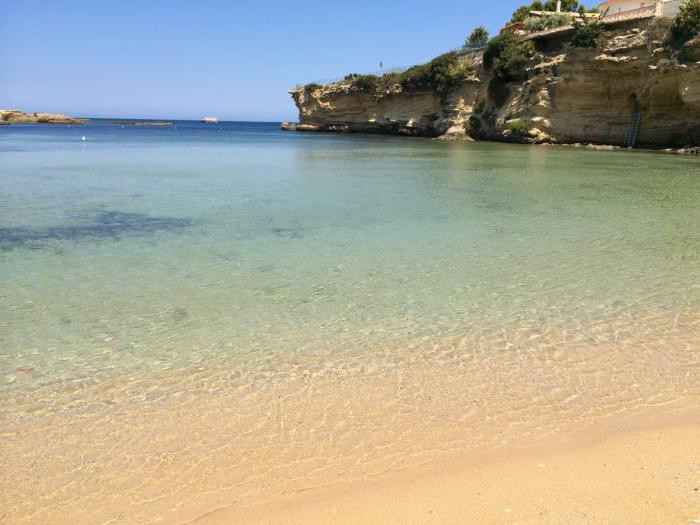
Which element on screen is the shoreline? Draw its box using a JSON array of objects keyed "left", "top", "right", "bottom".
[
  {"left": 2, "top": 311, "right": 699, "bottom": 523},
  {"left": 280, "top": 123, "right": 700, "bottom": 156},
  {"left": 197, "top": 419, "right": 700, "bottom": 524}
]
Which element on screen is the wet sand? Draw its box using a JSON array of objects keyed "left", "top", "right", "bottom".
[
  {"left": 206, "top": 422, "right": 700, "bottom": 525},
  {"left": 2, "top": 316, "right": 699, "bottom": 523}
]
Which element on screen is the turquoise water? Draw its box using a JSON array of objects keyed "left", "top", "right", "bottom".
[
  {"left": 3, "top": 121, "right": 700, "bottom": 523},
  {"left": 2, "top": 121, "right": 700, "bottom": 415}
]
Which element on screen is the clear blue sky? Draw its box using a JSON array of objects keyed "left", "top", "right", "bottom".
[{"left": 2, "top": 0, "right": 565, "bottom": 121}]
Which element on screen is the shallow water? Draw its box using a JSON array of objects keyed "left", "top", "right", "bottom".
[{"left": 1, "top": 121, "right": 699, "bottom": 522}]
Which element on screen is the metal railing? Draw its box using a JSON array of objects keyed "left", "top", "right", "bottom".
[
  {"left": 456, "top": 45, "right": 487, "bottom": 55},
  {"left": 600, "top": 5, "right": 656, "bottom": 24}
]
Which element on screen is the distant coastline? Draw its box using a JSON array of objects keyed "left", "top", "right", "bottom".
[
  {"left": 109, "top": 120, "right": 174, "bottom": 126},
  {"left": 0, "top": 109, "right": 86, "bottom": 125}
]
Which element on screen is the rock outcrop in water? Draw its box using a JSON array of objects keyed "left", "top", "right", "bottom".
[
  {"left": 109, "top": 120, "right": 174, "bottom": 126},
  {"left": 0, "top": 109, "right": 86, "bottom": 125},
  {"left": 287, "top": 24, "right": 700, "bottom": 148}
]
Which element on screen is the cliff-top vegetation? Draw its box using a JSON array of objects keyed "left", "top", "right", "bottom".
[
  {"left": 510, "top": 0, "right": 595, "bottom": 23},
  {"left": 465, "top": 26, "right": 489, "bottom": 48},
  {"left": 338, "top": 52, "right": 471, "bottom": 98},
  {"left": 667, "top": 0, "right": 700, "bottom": 49},
  {"left": 483, "top": 33, "right": 537, "bottom": 82},
  {"left": 302, "top": 0, "right": 699, "bottom": 99}
]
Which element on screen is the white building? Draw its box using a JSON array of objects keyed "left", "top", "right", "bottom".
[{"left": 597, "top": 0, "right": 683, "bottom": 17}]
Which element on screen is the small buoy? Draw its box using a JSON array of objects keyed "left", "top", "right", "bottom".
[{"left": 81, "top": 136, "right": 86, "bottom": 142}]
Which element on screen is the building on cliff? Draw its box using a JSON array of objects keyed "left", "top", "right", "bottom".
[
  {"left": 598, "top": 0, "right": 683, "bottom": 17},
  {"left": 524, "top": 0, "right": 684, "bottom": 44}
]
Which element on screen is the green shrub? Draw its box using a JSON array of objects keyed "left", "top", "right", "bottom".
[
  {"left": 483, "top": 32, "right": 537, "bottom": 82},
  {"left": 350, "top": 75, "right": 379, "bottom": 92},
  {"left": 523, "top": 13, "right": 569, "bottom": 32},
  {"left": 304, "top": 83, "right": 322, "bottom": 92},
  {"left": 483, "top": 33, "right": 514, "bottom": 70},
  {"left": 511, "top": 5, "right": 533, "bottom": 23},
  {"left": 578, "top": 5, "right": 600, "bottom": 14},
  {"left": 507, "top": 119, "right": 530, "bottom": 138},
  {"left": 667, "top": 0, "right": 700, "bottom": 49},
  {"left": 544, "top": 0, "right": 581, "bottom": 11},
  {"left": 571, "top": 12, "right": 604, "bottom": 48},
  {"left": 381, "top": 71, "right": 401, "bottom": 85},
  {"left": 511, "top": 0, "right": 581, "bottom": 22},
  {"left": 339, "top": 52, "right": 469, "bottom": 97},
  {"left": 399, "top": 52, "right": 467, "bottom": 96},
  {"left": 398, "top": 63, "right": 431, "bottom": 88},
  {"left": 466, "top": 26, "right": 489, "bottom": 48}
]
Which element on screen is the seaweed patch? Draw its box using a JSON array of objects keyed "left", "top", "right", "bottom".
[
  {"left": 0, "top": 211, "right": 193, "bottom": 249},
  {"left": 269, "top": 226, "right": 307, "bottom": 239}
]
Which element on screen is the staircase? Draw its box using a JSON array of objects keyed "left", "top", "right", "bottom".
[{"left": 625, "top": 103, "right": 643, "bottom": 148}]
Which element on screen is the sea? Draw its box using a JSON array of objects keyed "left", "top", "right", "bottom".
[{"left": 1, "top": 120, "right": 699, "bottom": 522}]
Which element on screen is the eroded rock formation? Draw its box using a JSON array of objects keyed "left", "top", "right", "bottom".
[
  {"left": 0, "top": 110, "right": 86, "bottom": 125},
  {"left": 288, "top": 25, "right": 700, "bottom": 148}
]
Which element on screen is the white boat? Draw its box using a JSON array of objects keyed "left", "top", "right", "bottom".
[{"left": 201, "top": 117, "right": 220, "bottom": 123}]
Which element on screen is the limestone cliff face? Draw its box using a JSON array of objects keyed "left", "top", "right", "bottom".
[
  {"left": 0, "top": 110, "right": 85, "bottom": 125},
  {"left": 291, "top": 86, "right": 447, "bottom": 136},
  {"left": 489, "top": 47, "right": 700, "bottom": 146},
  {"left": 289, "top": 28, "right": 700, "bottom": 148},
  {"left": 289, "top": 77, "right": 486, "bottom": 139}
]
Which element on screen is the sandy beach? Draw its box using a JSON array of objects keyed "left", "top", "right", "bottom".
[
  {"left": 2, "top": 318, "right": 699, "bottom": 523},
  {"left": 199, "top": 422, "right": 700, "bottom": 524}
]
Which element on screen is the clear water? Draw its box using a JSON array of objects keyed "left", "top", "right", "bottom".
[
  {"left": 2, "top": 122, "right": 700, "bottom": 406},
  {"left": 1, "top": 121, "right": 700, "bottom": 521}
]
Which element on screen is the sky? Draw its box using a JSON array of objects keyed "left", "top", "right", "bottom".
[{"left": 2, "top": 0, "right": 567, "bottom": 121}]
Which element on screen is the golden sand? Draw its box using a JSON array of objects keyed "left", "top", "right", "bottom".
[
  {"left": 205, "top": 423, "right": 700, "bottom": 525},
  {"left": 1, "top": 315, "right": 699, "bottom": 523}
]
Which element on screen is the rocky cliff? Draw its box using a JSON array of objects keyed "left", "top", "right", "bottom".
[
  {"left": 287, "top": 26, "right": 700, "bottom": 148},
  {"left": 0, "top": 110, "right": 86, "bottom": 125}
]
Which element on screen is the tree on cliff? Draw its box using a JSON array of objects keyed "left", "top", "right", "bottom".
[
  {"left": 544, "top": 0, "right": 581, "bottom": 12},
  {"left": 571, "top": 12, "right": 604, "bottom": 47},
  {"left": 667, "top": 0, "right": 700, "bottom": 49},
  {"left": 466, "top": 26, "right": 489, "bottom": 48},
  {"left": 483, "top": 32, "right": 536, "bottom": 82},
  {"left": 510, "top": 0, "right": 586, "bottom": 22},
  {"left": 511, "top": 5, "right": 534, "bottom": 23}
]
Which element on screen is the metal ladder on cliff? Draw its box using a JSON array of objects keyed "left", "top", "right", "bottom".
[{"left": 626, "top": 103, "right": 643, "bottom": 148}]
